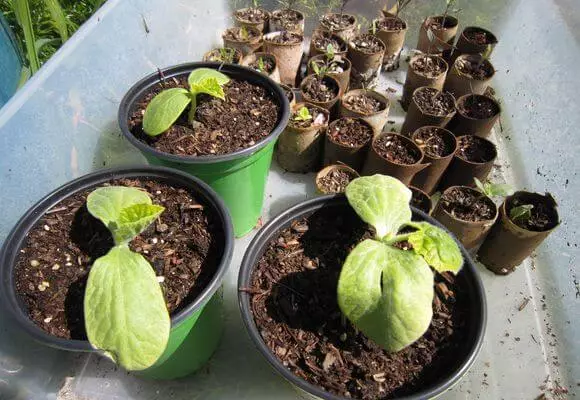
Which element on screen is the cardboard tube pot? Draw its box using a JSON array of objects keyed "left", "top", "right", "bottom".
[
  {"left": 454, "top": 27, "right": 498, "bottom": 59},
  {"left": 241, "top": 52, "right": 281, "bottom": 83},
  {"left": 300, "top": 74, "right": 341, "bottom": 112},
  {"left": 222, "top": 26, "right": 263, "bottom": 56},
  {"left": 263, "top": 31, "right": 304, "bottom": 86},
  {"left": 307, "top": 54, "right": 351, "bottom": 95},
  {"left": 202, "top": 47, "right": 243, "bottom": 64},
  {"left": 401, "top": 54, "right": 449, "bottom": 110},
  {"left": 410, "top": 186, "right": 434, "bottom": 215},
  {"left": 411, "top": 126, "right": 457, "bottom": 194},
  {"left": 375, "top": 17, "right": 408, "bottom": 71},
  {"left": 339, "top": 89, "right": 390, "bottom": 136},
  {"left": 444, "top": 54, "right": 495, "bottom": 99},
  {"left": 417, "top": 15, "right": 459, "bottom": 53},
  {"left": 347, "top": 34, "right": 385, "bottom": 89},
  {"left": 315, "top": 164, "right": 360, "bottom": 194},
  {"left": 447, "top": 94, "right": 501, "bottom": 138},
  {"left": 309, "top": 30, "right": 348, "bottom": 58},
  {"left": 280, "top": 83, "right": 296, "bottom": 108},
  {"left": 276, "top": 103, "right": 329, "bottom": 173},
  {"left": 269, "top": 9, "right": 305, "bottom": 34},
  {"left": 433, "top": 186, "right": 498, "bottom": 251},
  {"left": 478, "top": 192, "right": 560, "bottom": 275},
  {"left": 362, "top": 132, "right": 427, "bottom": 185},
  {"left": 439, "top": 135, "right": 497, "bottom": 190},
  {"left": 318, "top": 13, "right": 358, "bottom": 42},
  {"left": 401, "top": 87, "right": 456, "bottom": 136},
  {"left": 234, "top": 7, "right": 270, "bottom": 34},
  {"left": 323, "top": 117, "right": 374, "bottom": 171}
]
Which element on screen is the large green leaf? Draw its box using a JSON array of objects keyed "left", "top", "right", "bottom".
[
  {"left": 190, "top": 77, "right": 226, "bottom": 100},
  {"left": 142, "top": 88, "right": 191, "bottom": 136},
  {"left": 42, "top": 0, "right": 69, "bottom": 41},
  {"left": 113, "top": 204, "right": 165, "bottom": 244},
  {"left": 407, "top": 222, "right": 463, "bottom": 274},
  {"left": 11, "top": 0, "right": 41, "bottom": 72},
  {"left": 84, "top": 246, "right": 170, "bottom": 371},
  {"left": 337, "top": 239, "right": 434, "bottom": 352},
  {"left": 345, "top": 175, "right": 412, "bottom": 239},
  {"left": 187, "top": 68, "right": 230, "bottom": 87}
]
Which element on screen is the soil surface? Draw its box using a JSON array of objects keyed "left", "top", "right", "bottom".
[
  {"left": 317, "top": 168, "right": 358, "bottom": 194},
  {"left": 456, "top": 57, "right": 494, "bottom": 80},
  {"left": 350, "top": 34, "right": 385, "bottom": 54},
  {"left": 248, "top": 205, "right": 469, "bottom": 399},
  {"left": 456, "top": 135, "right": 496, "bottom": 163},
  {"left": 223, "top": 26, "right": 261, "bottom": 42},
  {"left": 458, "top": 95, "right": 499, "bottom": 119},
  {"left": 413, "top": 127, "right": 454, "bottom": 158},
  {"left": 235, "top": 8, "right": 268, "bottom": 23},
  {"left": 413, "top": 87, "right": 455, "bottom": 116},
  {"left": 291, "top": 105, "right": 328, "bottom": 129},
  {"left": 130, "top": 77, "right": 279, "bottom": 156},
  {"left": 426, "top": 16, "right": 457, "bottom": 30},
  {"left": 328, "top": 118, "right": 373, "bottom": 147},
  {"left": 266, "top": 31, "right": 302, "bottom": 44},
  {"left": 320, "top": 13, "right": 355, "bottom": 30},
  {"left": 301, "top": 75, "right": 339, "bottom": 103},
  {"left": 312, "top": 31, "right": 347, "bottom": 53},
  {"left": 249, "top": 56, "right": 276, "bottom": 74},
  {"left": 271, "top": 9, "right": 303, "bottom": 26},
  {"left": 440, "top": 186, "right": 496, "bottom": 222},
  {"left": 410, "top": 187, "right": 432, "bottom": 214},
  {"left": 14, "top": 179, "right": 223, "bottom": 340},
  {"left": 204, "top": 48, "right": 241, "bottom": 64},
  {"left": 374, "top": 134, "right": 422, "bottom": 165},
  {"left": 508, "top": 196, "right": 559, "bottom": 232},
  {"left": 343, "top": 93, "right": 386, "bottom": 114},
  {"left": 377, "top": 17, "right": 405, "bottom": 31},
  {"left": 464, "top": 29, "right": 496, "bottom": 45},
  {"left": 411, "top": 55, "right": 447, "bottom": 78}
]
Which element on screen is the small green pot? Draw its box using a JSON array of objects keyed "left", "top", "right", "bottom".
[{"left": 119, "top": 62, "right": 290, "bottom": 237}]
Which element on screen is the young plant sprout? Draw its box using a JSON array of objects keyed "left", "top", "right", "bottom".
[
  {"left": 257, "top": 56, "right": 266, "bottom": 73},
  {"left": 474, "top": 177, "right": 513, "bottom": 198},
  {"left": 142, "top": 68, "right": 230, "bottom": 136},
  {"left": 84, "top": 186, "right": 169, "bottom": 371},
  {"left": 338, "top": 175, "right": 463, "bottom": 352},
  {"left": 384, "top": 0, "right": 414, "bottom": 19},
  {"left": 219, "top": 47, "right": 236, "bottom": 63},
  {"left": 240, "top": 25, "right": 249, "bottom": 40},
  {"left": 509, "top": 204, "right": 534, "bottom": 223},
  {"left": 311, "top": 62, "right": 328, "bottom": 77},
  {"left": 325, "top": 43, "right": 335, "bottom": 62},
  {"left": 294, "top": 106, "right": 312, "bottom": 122}
]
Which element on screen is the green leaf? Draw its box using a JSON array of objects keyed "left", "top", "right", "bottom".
[
  {"left": 84, "top": 246, "right": 170, "bottom": 371},
  {"left": 325, "top": 43, "right": 335, "bottom": 61},
  {"left": 294, "top": 106, "right": 312, "bottom": 121},
  {"left": 407, "top": 222, "right": 463, "bottom": 274},
  {"left": 11, "top": 0, "right": 41, "bottom": 72},
  {"left": 485, "top": 183, "right": 513, "bottom": 198},
  {"left": 338, "top": 239, "right": 434, "bottom": 352},
  {"left": 509, "top": 204, "right": 534, "bottom": 222},
  {"left": 42, "top": 0, "right": 69, "bottom": 42},
  {"left": 190, "top": 77, "right": 226, "bottom": 100},
  {"left": 112, "top": 204, "right": 165, "bottom": 245},
  {"left": 473, "top": 177, "right": 486, "bottom": 194},
  {"left": 345, "top": 175, "right": 412, "bottom": 239},
  {"left": 188, "top": 68, "right": 230, "bottom": 87},
  {"left": 142, "top": 88, "right": 191, "bottom": 136}
]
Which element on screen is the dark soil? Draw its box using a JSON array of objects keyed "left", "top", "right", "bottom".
[
  {"left": 317, "top": 168, "right": 358, "bottom": 194},
  {"left": 204, "top": 48, "right": 241, "bottom": 64},
  {"left": 458, "top": 95, "right": 499, "bottom": 119},
  {"left": 249, "top": 56, "right": 276, "bottom": 74},
  {"left": 235, "top": 7, "right": 268, "bottom": 23},
  {"left": 374, "top": 134, "right": 422, "bottom": 165},
  {"left": 14, "top": 179, "right": 223, "bottom": 340},
  {"left": 291, "top": 105, "right": 328, "bottom": 129},
  {"left": 508, "top": 196, "right": 559, "bottom": 232},
  {"left": 464, "top": 29, "right": 497, "bottom": 45},
  {"left": 410, "top": 187, "right": 432, "bottom": 214},
  {"left": 223, "top": 26, "right": 261, "bottom": 42},
  {"left": 376, "top": 17, "right": 405, "bottom": 31},
  {"left": 440, "top": 186, "right": 496, "bottom": 222},
  {"left": 265, "top": 31, "right": 303, "bottom": 44},
  {"left": 456, "top": 57, "right": 494, "bottom": 80},
  {"left": 248, "top": 205, "right": 469, "bottom": 399},
  {"left": 413, "top": 87, "right": 455, "bottom": 116},
  {"left": 301, "top": 75, "right": 339, "bottom": 103},
  {"left": 271, "top": 9, "right": 303, "bottom": 26},
  {"left": 350, "top": 34, "right": 385, "bottom": 54},
  {"left": 310, "top": 57, "right": 349, "bottom": 74},
  {"left": 312, "top": 31, "right": 347, "bottom": 53},
  {"left": 328, "top": 118, "right": 373, "bottom": 147},
  {"left": 413, "top": 127, "right": 454, "bottom": 158},
  {"left": 320, "top": 13, "right": 355, "bottom": 30},
  {"left": 343, "top": 93, "right": 386, "bottom": 114},
  {"left": 456, "top": 135, "right": 496, "bottom": 163},
  {"left": 130, "top": 77, "right": 279, "bottom": 156},
  {"left": 411, "top": 55, "right": 447, "bottom": 78},
  {"left": 426, "top": 16, "right": 458, "bottom": 30}
]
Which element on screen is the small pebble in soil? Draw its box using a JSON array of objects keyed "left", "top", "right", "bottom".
[{"left": 30, "top": 260, "right": 40, "bottom": 267}]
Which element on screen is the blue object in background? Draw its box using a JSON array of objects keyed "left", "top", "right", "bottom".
[{"left": 0, "top": 14, "right": 22, "bottom": 108}]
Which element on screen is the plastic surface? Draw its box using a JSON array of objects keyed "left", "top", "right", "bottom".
[
  {"left": 0, "top": 15, "right": 21, "bottom": 107},
  {"left": 0, "top": 0, "right": 578, "bottom": 399}
]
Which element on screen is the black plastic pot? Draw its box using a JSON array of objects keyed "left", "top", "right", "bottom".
[
  {"left": 238, "top": 195, "right": 487, "bottom": 400},
  {"left": 0, "top": 166, "right": 234, "bottom": 379}
]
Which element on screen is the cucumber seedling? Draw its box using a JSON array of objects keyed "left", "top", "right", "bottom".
[{"left": 293, "top": 106, "right": 313, "bottom": 122}]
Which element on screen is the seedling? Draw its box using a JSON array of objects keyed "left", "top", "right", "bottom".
[
  {"left": 219, "top": 47, "right": 236, "bottom": 64},
  {"left": 84, "top": 186, "right": 168, "bottom": 371},
  {"left": 509, "top": 204, "right": 534, "bottom": 223},
  {"left": 257, "top": 57, "right": 266, "bottom": 73},
  {"left": 251, "top": 0, "right": 260, "bottom": 8},
  {"left": 474, "top": 177, "right": 513, "bottom": 198},
  {"left": 337, "top": 175, "right": 463, "bottom": 352},
  {"left": 383, "top": 0, "right": 414, "bottom": 20},
  {"left": 294, "top": 106, "right": 312, "bottom": 122},
  {"left": 240, "top": 25, "right": 249, "bottom": 40},
  {"left": 325, "top": 43, "right": 335, "bottom": 62},
  {"left": 142, "top": 68, "right": 230, "bottom": 136},
  {"left": 311, "top": 61, "right": 328, "bottom": 77}
]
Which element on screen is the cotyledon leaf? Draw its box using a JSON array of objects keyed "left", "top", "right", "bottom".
[
  {"left": 337, "top": 239, "right": 434, "bottom": 352},
  {"left": 187, "top": 68, "right": 231, "bottom": 87},
  {"left": 407, "top": 222, "right": 464, "bottom": 274},
  {"left": 84, "top": 246, "right": 170, "bottom": 371},
  {"left": 142, "top": 87, "right": 191, "bottom": 136},
  {"left": 190, "top": 77, "right": 226, "bottom": 100},
  {"left": 112, "top": 204, "right": 165, "bottom": 245},
  {"left": 87, "top": 186, "right": 152, "bottom": 227}
]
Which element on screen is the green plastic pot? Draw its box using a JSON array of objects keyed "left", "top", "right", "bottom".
[
  {"left": 119, "top": 62, "right": 291, "bottom": 237},
  {"left": 0, "top": 167, "right": 234, "bottom": 380}
]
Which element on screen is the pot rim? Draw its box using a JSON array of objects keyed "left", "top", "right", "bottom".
[
  {"left": 375, "top": 16, "right": 409, "bottom": 33},
  {"left": 348, "top": 34, "right": 386, "bottom": 55},
  {"left": 300, "top": 74, "right": 341, "bottom": 105},
  {"left": 326, "top": 117, "right": 374, "bottom": 149},
  {"left": 202, "top": 47, "right": 244, "bottom": 64},
  {"left": 409, "top": 185, "right": 434, "bottom": 214},
  {"left": 341, "top": 88, "right": 390, "bottom": 116},
  {"left": 424, "top": 14, "right": 459, "bottom": 29},
  {"left": 440, "top": 185, "right": 499, "bottom": 224},
  {"left": 263, "top": 30, "right": 304, "bottom": 46},
  {"left": 315, "top": 164, "right": 360, "bottom": 194},
  {"left": 409, "top": 53, "right": 449, "bottom": 77},
  {"left": 271, "top": 8, "right": 305, "bottom": 21},
  {"left": 501, "top": 191, "right": 560, "bottom": 233},
  {"left": 455, "top": 94, "right": 501, "bottom": 121},
  {"left": 453, "top": 54, "right": 496, "bottom": 81},
  {"left": 241, "top": 51, "right": 280, "bottom": 74},
  {"left": 238, "top": 195, "right": 487, "bottom": 400},
  {"left": 0, "top": 166, "right": 234, "bottom": 352},
  {"left": 288, "top": 102, "right": 329, "bottom": 131},
  {"left": 308, "top": 54, "right": 352, "bottom": 76},
  {"left": 280, "top": 83, "right": 296, "bottom": 103},
  {"left": 372, "top": 132, "right": 425, "bottom": 166},
  {"left": 222, "top": 26, "right": 263, "bottom": 44},
  {"left": 233, "top": 7, "right": 271, "bottom": 23},
  {"left": 411, "top": 86, "right": 456, "bottom": 118},
  {"left": 461, "top": 26, "right": 499, "bottom": 46},
  {"left": 412, "top": 125, "right": 458, "bottom": 160},
  {"left": 319, "top": 12, "right": 358, "bottom": 31},
  {"left": 118, "top": 62, "right": 290, "bottom": 165},
  {"left": 455, "top": 134, "right": 498, "bottom": 164},
  {"left": 311, "top": 30, "right": 348, "bottom": 53}
]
